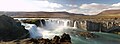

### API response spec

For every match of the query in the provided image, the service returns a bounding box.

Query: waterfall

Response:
[24,24,43,39]
[40,20,44,27]
[15,18,120,44]
[43,19,71,28]
[73,21,77,29]
[19,18,78,39]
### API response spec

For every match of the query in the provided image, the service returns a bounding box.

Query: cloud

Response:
[67,9,81,14]
[66,4,78,7]
[0,0,39,11]
[67,9,103,15]
[33,1,63,8]
[68,3,120,15]
[110,3,120,9]
[1,0,120,15]
[112,3,120,6]
[0,0,63,11]
[80,3,110,9]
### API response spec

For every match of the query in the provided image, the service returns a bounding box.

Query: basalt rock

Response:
[41,19,46,26]
[21,19,40,26]
[0,15,29,41]
[79,32,98,39]
[1,33,71,44]
[21,19,46,27]
[51,36,60,44]
[105,26,120,33]
[60,33,71,43]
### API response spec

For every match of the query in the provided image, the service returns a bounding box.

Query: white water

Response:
[17,18,120,44]
[24,24,43,39]
[73,21,77,29]
[21,18,78,39]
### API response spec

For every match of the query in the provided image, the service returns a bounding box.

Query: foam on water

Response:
[19,18,120,44]
[24,24,43,39]
[21,18,77,39]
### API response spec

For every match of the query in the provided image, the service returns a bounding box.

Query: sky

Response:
[0,0,120,15]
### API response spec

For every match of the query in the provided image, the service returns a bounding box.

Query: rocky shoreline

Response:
[0,33,71,44]
[0,15,120,44]
[0,15,29,41]
[0,15,72,44]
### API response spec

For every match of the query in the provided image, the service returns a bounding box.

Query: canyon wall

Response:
[20,18,120,33]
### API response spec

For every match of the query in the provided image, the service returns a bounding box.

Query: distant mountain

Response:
[1,12,84,18]
[98,9,120,16]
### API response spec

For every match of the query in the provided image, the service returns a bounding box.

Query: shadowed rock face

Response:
[0,15,29,41]
[106,26,120,33]
[21,19,46,27]
[60,33,71,43]
[21,19,41,26]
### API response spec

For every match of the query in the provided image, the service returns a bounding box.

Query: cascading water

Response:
[16,18,120,44]
[73,21,77,29]
[40,19,77,39]
[20,18,78,39]
[25,24,43,39]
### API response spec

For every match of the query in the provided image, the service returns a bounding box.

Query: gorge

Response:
[0,9,120,44]
[16,17,120,44]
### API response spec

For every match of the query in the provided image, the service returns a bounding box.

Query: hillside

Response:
[98,9,120,16]
[3,12,84,18]
[1,10,120,19]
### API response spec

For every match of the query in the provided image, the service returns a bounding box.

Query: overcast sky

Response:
[0,0,120,15]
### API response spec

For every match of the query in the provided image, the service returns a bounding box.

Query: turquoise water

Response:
[19,18,120,44]
[71,32,120,44]
[23,23,120,44]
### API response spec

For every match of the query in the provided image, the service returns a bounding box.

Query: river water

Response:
[16,18,120,44]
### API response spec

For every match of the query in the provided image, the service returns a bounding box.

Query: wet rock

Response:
[60,33,71,43]
[1,33,72,44]
[79,32,98,39]
[105,26,120,34]
[86,21,102,31]
[51,36,60,44]
[21,19,41,27]
[21,19,46,27]
[41,19,46,26]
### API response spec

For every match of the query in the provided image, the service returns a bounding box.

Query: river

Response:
[15,18,120,44]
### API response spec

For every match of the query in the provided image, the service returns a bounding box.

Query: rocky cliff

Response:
[0,15,29,41]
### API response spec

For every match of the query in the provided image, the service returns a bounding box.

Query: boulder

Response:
[60,33,71,44]
[51,36,60,44]
[13,33,71,44]
[0,15,29,41]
